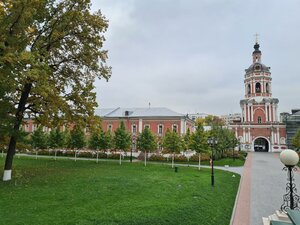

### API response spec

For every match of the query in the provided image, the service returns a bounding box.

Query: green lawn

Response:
[0,157,240,225]
[171,158,245,167]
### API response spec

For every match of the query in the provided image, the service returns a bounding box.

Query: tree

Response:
[89,129,101,150]
[1,0,111,180]
[292,129,300,151]
[137,127,157,166]
[182,128,191,152]
[69,126,86,150]
[101,131,113,152]
[209,126,238,159]
[31,126,48,149]
[114,121,131,164]
[163,129,182,168]
[189,124,208,170]
[48,128,66,149]
[197,115,225,127]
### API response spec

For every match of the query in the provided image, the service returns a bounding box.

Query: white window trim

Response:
[157,124,164,135]
[132,124,137,134]
[108,124,113,131]
[172,124,178,133]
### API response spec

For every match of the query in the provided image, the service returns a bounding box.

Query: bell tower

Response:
[241,41,277,124]
[230,39,287,152]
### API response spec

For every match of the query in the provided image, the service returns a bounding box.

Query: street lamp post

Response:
[232,143,235,161]
[280,149,300,212]
[207,137,218,187]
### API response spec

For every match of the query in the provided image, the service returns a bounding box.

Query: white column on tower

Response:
[275,105,278,122]
[265,104,268,122]
[277,127,280,144]
[273,104,276,122]
[247,105,250,122]
[248,128,251,143]
[251,105,254,122]
[244,104,247,122]
[268,105,272,122]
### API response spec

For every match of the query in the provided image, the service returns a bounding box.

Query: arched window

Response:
[255,83,261,93]
[266,83,269,93]
[258,116,262,124]
[247,84,251,94]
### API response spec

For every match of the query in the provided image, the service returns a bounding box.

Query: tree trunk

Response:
[172,153,174,168]
[119,152,122,165]
[198,153,201,170]
[3,83,32,181]
[144,151,147,167]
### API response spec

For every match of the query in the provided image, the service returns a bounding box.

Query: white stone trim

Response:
[3,170,12,181]
[138,119,142,133]
[180,119,185,134]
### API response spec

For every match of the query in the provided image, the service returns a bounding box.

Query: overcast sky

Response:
[91,0,300,116]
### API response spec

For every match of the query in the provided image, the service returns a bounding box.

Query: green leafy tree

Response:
[197,115,225,127]
[31,126,48,149]
[89,129,101,150]
[48,128,66,149]
[209,126,238,159]
[101,131,113,152]
[163,129,182,168]
[182,128,191,151]
[69,127,86,150]
[114,121,131,164]
[292,129,300,151]
[1,0,111,181]
[137,127,157,166]
[189,124,208,170]
[89,128,112,151]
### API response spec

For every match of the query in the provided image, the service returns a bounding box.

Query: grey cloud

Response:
[93,0,300,115]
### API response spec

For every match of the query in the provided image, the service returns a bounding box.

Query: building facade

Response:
[281,109,300,148]
[96,107,194,136]
[221,113,242,125]
[230,42,287,152]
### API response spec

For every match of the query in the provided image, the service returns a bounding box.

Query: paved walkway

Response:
[232,152,300,225]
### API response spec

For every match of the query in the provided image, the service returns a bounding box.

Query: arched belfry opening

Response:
[254,138,269,152]
[255,82,261,93]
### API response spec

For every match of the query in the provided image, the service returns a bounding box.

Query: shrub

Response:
[108,153,121,159]
[149,154,167,162]
[189,153,210,162]
[174,155,187,162]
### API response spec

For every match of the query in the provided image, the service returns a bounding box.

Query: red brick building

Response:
[96,107,195,149]
[230,41,287,152]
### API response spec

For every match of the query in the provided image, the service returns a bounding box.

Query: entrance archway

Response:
[254,137,269,152]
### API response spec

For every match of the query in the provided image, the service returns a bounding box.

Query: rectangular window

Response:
[108,124,113,132]
[172,125,178,133]
[132,124,137,134]
[144,124,150,129]
[158,125,163,135]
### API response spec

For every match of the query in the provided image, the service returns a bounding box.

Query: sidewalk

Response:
[231,152,300,225]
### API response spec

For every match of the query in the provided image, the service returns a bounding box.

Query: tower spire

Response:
[254,33,259,44]
[252,34,261,63]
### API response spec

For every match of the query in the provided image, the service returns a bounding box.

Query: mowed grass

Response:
[0,157,240,225]
[174,158,245,167]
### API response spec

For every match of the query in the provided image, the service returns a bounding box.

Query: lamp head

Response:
[280,149,299,167]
